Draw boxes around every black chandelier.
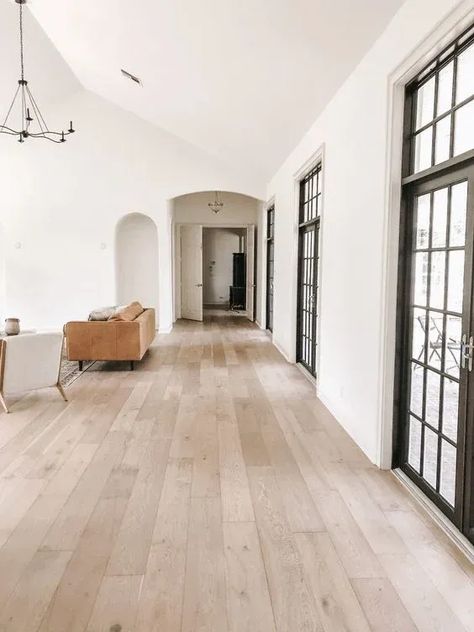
[0,0,75,144]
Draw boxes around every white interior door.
[181,224,203,321]
[246,225,255,321]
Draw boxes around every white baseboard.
[158,324,173,334]
[296,362,317,388]
[392,469,474,564]
[273,339,292,363]
[255,319,264,329]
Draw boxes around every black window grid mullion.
[412,93,474,139]
[410,410,458,448]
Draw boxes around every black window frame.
[266,205,275,332]
[296,162,322,377]
[394,21,474,543]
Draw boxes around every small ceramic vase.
[4,318,20,336]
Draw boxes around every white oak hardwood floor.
[0,313,472,631]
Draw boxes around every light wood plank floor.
[0,314,473,632]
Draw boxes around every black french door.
[395,23,474,542]
[397,166,474,539]
[296,164,322,377]
[266,206,275,331]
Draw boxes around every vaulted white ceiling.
[19,0,405,179]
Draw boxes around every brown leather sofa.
[64,308,156,370]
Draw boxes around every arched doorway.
[115,213,159,319]
[171,191,263,324]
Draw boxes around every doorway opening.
[176,223,256,323]
[202,227,247,313]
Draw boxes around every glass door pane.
[298,225,317,372]
[402,172,472,525]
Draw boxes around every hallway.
[0,316,472,631]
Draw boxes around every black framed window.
[266,206,275,331]
[395,22,474,544]
[296,163,322,377]
[406,23,474,175]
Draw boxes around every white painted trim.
[261,200,273,332]
[158,324,173,334]
[378,2,474,469]
[392,468,474,564]
[273,338,292,363]
[257,201,266,328]
[174,222,257,323]
[296,362,318,389]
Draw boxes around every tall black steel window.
[266,206,275,331]
[296,163,322,377]
[395,23,474,544]
[407,23,474,175]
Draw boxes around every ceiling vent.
[120,69,142,87]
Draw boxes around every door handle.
[196,283,203,287]
[461,334,473,371]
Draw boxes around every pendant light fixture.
[0,0,75,144]
[208,191,224,214]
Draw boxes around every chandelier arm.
[0,126,22,136]
[25,133,65,143]
[1,84,20,129]
[28,130,72,138]
[25,89,44,134]
[26,85,49,132]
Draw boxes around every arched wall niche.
[115,212,159,321]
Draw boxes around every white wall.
[202,228,244,305]
[266,0,474,466]
[0,90,264,333]
[116,213,159,315]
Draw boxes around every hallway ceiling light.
[208,191,224,214]
[0,0,75,144]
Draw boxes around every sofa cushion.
[88,305,123,321]
[108,301,144,322]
